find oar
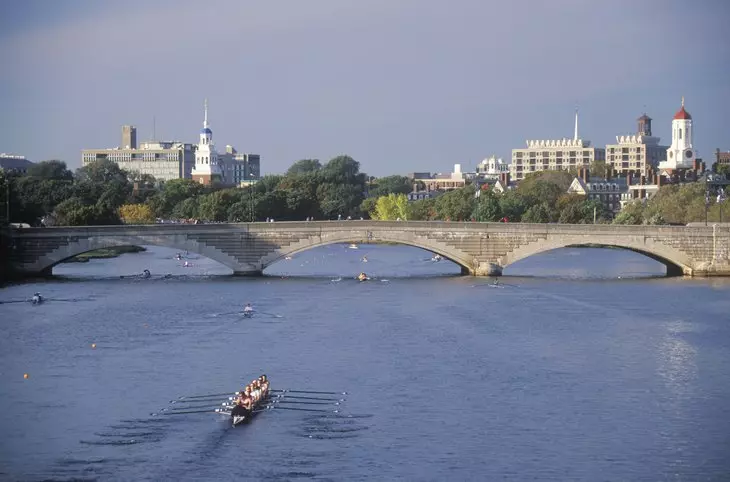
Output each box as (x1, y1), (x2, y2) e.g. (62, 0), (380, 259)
(272, 389), (347, 395)
(275, 400), (340, 406)
(270, 406), (339, 413)
(158, 409), (219, 415)
(275, 395), (343, 401)
(0, 300), (28, 304)
(175, 392), (235, 400)
(256, 311), (283, 318)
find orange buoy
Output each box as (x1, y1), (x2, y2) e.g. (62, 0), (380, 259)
(23, 373), (29, 379)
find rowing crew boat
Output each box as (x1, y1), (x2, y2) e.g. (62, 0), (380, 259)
(220, 386), (270, 427)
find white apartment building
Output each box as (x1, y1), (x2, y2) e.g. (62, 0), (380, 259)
(82, 138), (195, 182)
(606, 113), (667, 177)
(510, 112), (605, 182)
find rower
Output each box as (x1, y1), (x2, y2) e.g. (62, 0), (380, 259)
(357, 272), (368, 281)
(142, 269), (151, 279)
(243, 303), (254, 315)
(31, 292), (43, 305)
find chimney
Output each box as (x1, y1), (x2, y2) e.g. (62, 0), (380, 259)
(606, 165), (612, 181)
(581, 167), (590, 183)
(626, 172), (633, 186)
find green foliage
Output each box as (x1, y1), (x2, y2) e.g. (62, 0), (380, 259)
(372, 194), (409, 220)
(472, 189), (502, 222)
(556, 195), (605, 224)
(613, 200), (645, 225)
(518, 170), (574, 194)
(434, 186), (476, 221)
(147, 178), (207, 217)
(408, 198), (436, 221)
(286, 159), (321, 176)
(498, 191), (528, 222)
(360, 197), (378, 219)
(53, 197), (120, 226)
(27, 160), (73, 180)
(715, 164), (730, 177)
(368, 175), (412, 198)
(522, 202), (554, 223)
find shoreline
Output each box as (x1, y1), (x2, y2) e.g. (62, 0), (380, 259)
(62, 246), (147, 263)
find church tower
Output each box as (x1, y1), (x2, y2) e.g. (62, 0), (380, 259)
(191, 99), (222, 185)
(660, 97), (695, 171)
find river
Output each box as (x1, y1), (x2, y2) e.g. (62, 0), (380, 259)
(1, 245), (729, 481)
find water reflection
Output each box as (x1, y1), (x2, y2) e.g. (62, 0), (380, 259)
(657, 320), (698, 400)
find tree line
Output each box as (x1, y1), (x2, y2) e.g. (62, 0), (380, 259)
(1, 157), (726, 227)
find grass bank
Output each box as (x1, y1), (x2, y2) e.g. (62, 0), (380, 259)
(63, 246), (147, 263)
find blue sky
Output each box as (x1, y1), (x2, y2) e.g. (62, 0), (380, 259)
(1, 0), (728, 176)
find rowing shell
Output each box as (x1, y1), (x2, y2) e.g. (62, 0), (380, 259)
(221, 388), (270, 427)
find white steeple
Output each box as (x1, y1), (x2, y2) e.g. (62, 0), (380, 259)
(191, 98), (221, 184)
(660, 97), (695, 170)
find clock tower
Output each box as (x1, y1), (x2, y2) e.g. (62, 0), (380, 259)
(660, 97), (695, 170)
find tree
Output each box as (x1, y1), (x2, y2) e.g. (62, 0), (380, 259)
(53, 197), (120, 226)
(518, 170), (574, 194)
(557, 195), (604, 224)
(196, 189), (242, 222)
(472, 189), (502, 222)
(716, 164), (730, 178)
(522, 203), (554, 223)
(147, 178), (206, 218)
(434, 186), (476, 221)
(498, 191), (528, 222)
(368, 175), (412, 198)
(518, 179), (564, 207)
(27, 160), (73, 180)
(360, 197), (378, 219)
(119, 204), (155, 224)
(321, 155), (364, 185)
(317, 183), (364, 219)
(9, 177), (73, 224)
(372, 194), (409, 220)
(172, 197), (199, 219)
(74, 159), (132, 209)
(409, 198), (436, 221)
(286, 159), (322, 176)
(613, 200), (646, 225)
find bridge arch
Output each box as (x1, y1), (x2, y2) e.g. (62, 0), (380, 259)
(500, 235), (693, 276)
(32, 235), (243, 274)
(259, 230), (476, 274)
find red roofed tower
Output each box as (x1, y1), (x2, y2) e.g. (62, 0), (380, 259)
(660, 97), (695, 170)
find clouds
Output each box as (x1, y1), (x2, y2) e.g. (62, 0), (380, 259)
(1, 0), (728, 175)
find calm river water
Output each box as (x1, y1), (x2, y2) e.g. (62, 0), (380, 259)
(1, 244), (729, 481)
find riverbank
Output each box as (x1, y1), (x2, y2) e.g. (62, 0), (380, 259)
(62, 246), (146, 263)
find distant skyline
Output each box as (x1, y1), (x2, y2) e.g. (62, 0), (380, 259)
(1, 0), (729, 176)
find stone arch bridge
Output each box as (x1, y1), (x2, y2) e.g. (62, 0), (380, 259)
(5, 221), (730, 277)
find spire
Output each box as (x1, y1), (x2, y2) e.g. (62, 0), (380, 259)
(681, 96), (684, 107)
(203, 98), (209, 129)
(573, 108), (579, 141)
